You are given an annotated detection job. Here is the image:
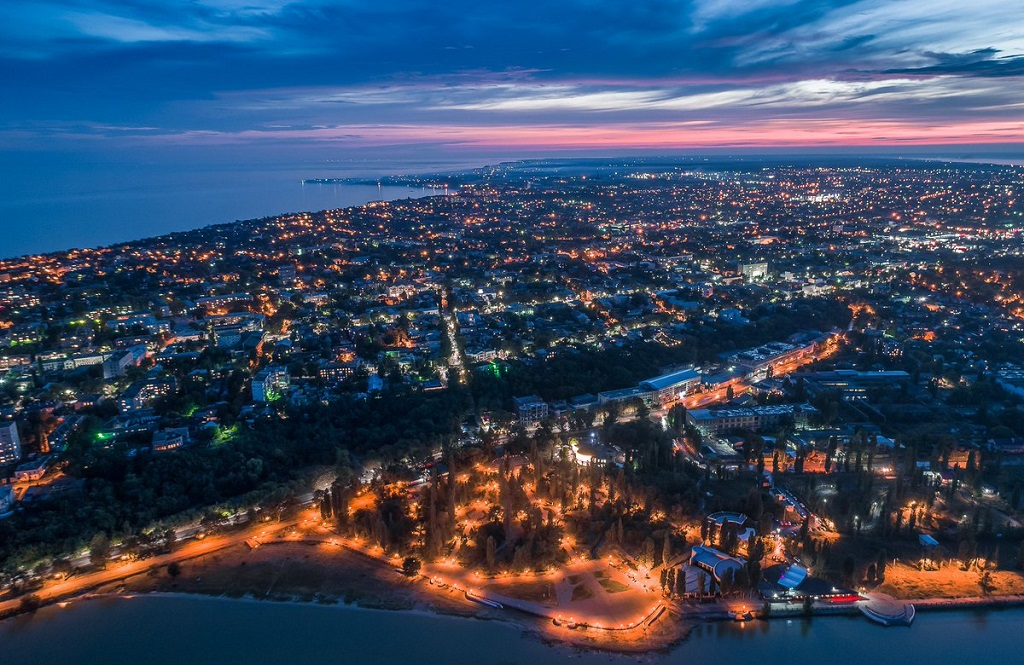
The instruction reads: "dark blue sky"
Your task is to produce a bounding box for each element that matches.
[1,0,1022,159]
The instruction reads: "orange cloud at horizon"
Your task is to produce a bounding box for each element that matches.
[162,118,1024,149]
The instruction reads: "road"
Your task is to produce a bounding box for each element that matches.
[674,344,840,412]
[440,291,467,384]
[0,509,317,618]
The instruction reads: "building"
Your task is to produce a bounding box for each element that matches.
[14,456,50,482]
[693,437,744,470]
[758,562,858,603]
[195,292,251,309]
[0,420,22,466]
[46,416,84,452]
[106,314,170,334]
[570,435,625,467]
[995,367,1024,399]
[706,511,749,530]
[705,512,756,553]
[686,403,817,436]
[740,262,769,282]
[152,428,190,452]
[252,366,290,402]
[103,350,136,379]
[214,327,244,350]
[40,352,113,373]
[988,438,1024,457]
[802,370,911,402]
[596,386,654,406]
[514,395,549,424]
[117,378,177,413]
[0,485,14,516]
[318,363,357,383]
[728,341,807,373]
[639,368,700,405]
[688,545,745,586]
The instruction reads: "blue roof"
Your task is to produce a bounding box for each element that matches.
[640,368,700,391]
[779,564,808,589]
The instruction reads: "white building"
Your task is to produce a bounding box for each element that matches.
[639,368,700,405]
[152,428,190,452]
[514,395,549,424]
[252,366,290,402]
[740,262,769,282]
[0,421,21,466]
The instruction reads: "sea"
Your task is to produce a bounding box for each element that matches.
[1,594,1022,665]
[0,161,473,260]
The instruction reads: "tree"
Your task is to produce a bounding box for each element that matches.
[402,556,422,577]
[747,537,764,587]
[979,570,995,595]
[19,594,41,614]
[89,533,111,569]
[842,555,856,585]
[720,568,735,595]
[162,528,177,553]
[640,537,656,570]
[485,535,497,570]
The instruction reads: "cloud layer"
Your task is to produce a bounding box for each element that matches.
[1,0,1022,153]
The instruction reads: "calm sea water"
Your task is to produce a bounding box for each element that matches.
[1,595,1022,665]
[0,162,462,259]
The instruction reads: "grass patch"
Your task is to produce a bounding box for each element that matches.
[598,579,630,594]
[571,583,594,601]
[484,580,556,606]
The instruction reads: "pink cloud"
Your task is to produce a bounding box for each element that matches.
[148,118,1024,149]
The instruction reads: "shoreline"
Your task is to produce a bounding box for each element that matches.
[0,538,690,654]
[1,181,437,262]
[6,536,1024,653]
[912,595,1024,612]
[12,584,1024,654]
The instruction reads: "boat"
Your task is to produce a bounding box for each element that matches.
[732,610,754,622]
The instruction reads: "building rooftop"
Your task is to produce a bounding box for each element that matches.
[640,368,699,391]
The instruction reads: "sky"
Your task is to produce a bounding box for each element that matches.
[1,0,1023,163]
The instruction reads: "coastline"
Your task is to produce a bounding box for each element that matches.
[7,534,1024,654]
[4,507,1024,654]
[0,538,690,654]
[1,179,437,261]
